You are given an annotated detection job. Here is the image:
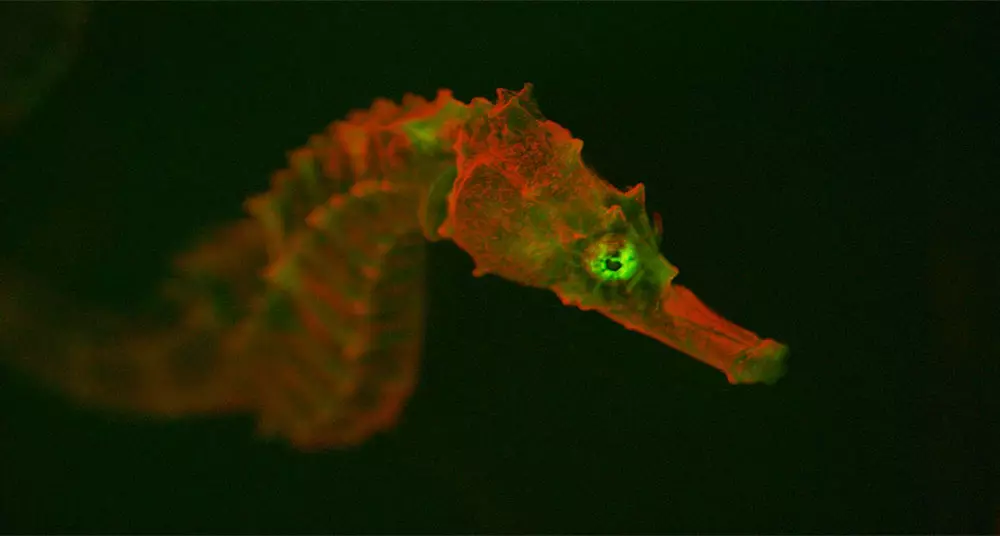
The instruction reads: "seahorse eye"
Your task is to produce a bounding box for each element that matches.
[584,234,639,283]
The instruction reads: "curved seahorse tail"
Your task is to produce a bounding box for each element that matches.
[0,318,250,416]
[0,219,268,416]
[2,88,464,448]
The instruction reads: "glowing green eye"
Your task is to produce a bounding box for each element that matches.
[585,235,639,282]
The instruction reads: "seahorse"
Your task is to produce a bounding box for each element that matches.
[0,84,788,449]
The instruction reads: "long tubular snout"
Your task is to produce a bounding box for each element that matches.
[603,284,788,384]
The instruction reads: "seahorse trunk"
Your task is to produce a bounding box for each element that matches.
[244,183,429,448]
[233,91,464,448]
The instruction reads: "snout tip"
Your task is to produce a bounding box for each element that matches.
[726,339,789,385]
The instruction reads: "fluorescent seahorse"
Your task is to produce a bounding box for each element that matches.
[0,85,788,449]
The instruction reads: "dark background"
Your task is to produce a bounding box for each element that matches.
[0,4,997,534]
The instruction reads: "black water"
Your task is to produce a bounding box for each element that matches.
[0,4,996,534]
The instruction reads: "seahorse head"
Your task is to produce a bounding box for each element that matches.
[440,84,679,316]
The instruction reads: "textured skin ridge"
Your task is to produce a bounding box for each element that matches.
[222,90,466,447]
[246,89,465,259]
[247,182,427,447]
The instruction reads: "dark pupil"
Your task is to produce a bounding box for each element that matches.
[604,255,623,272]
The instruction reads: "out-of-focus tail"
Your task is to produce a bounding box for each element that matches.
[0,220,266,417]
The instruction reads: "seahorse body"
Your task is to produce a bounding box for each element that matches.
[0,85,788,449]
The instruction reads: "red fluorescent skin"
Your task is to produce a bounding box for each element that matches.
[0,84,787,451]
